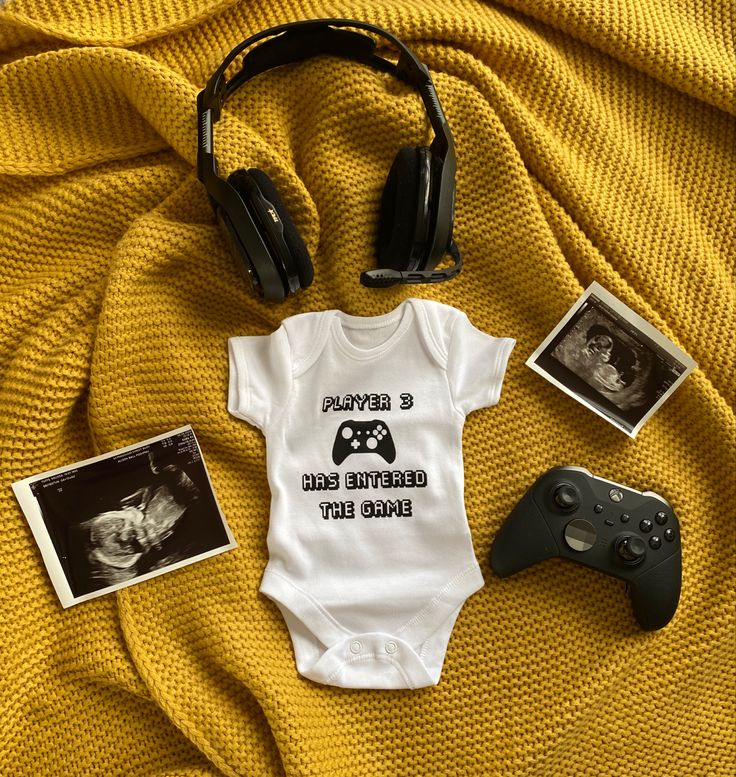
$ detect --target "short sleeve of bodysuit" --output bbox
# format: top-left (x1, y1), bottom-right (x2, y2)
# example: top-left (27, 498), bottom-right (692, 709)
top-left (227, 325), bottom-right (292, 430)
top-left (445, 312), bottom-right (515, 416)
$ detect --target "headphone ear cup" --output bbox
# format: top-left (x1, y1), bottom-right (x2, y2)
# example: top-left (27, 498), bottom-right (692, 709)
top-left (228, 168), bottom-right (314, 289)
top-left (376, 147), bottom-right (422, 271)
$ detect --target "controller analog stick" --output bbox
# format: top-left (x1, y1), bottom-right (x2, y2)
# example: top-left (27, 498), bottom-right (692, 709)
top-left (616, 535), bottom-right (647, 566)
top-left (553, 484), bottom-right (579, 510)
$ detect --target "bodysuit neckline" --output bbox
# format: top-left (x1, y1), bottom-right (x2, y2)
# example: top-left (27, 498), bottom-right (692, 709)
top-left (330, 299), bottom-right (416, 361)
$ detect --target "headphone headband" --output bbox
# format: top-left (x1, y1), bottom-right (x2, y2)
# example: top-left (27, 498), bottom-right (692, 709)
top-left (197, 19), bottom-right (461, 299)
top-left (197, 18), bottom-right (455, 187)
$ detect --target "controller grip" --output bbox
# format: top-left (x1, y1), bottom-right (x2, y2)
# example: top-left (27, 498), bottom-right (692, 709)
top-left (491, 499), bottom-right (559, 577)
top-left (629, 553), bottom-right (682, 630)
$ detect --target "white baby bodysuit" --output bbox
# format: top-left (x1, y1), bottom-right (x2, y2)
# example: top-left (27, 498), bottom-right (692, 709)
top-left (228, 298), bottom-right (514, 689)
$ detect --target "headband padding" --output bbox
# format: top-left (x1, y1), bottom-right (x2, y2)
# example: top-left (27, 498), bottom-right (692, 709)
top-left (376, 147), bottom-right (420, 271)
top-left (228, 168), bottom-right (314, 288)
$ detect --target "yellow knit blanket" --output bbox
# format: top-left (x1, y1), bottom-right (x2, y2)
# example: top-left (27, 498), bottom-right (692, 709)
top-left (1, 1), bottom-right (734, 774)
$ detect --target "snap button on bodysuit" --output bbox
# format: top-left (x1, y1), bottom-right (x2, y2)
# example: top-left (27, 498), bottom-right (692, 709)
top-left (349, 640), bottom-right (362, 654)
top-left (385, 641), bottom-right (398, 654)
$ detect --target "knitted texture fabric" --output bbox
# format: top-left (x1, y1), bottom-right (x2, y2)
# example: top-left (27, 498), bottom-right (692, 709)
top-left (1, 0), bottom-right (734, 774)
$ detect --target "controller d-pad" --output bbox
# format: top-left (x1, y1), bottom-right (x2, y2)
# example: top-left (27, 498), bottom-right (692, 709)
top-left (350, 439), bottom-right (360, 449)
top-left (564, 519), bottom-right (597, 552)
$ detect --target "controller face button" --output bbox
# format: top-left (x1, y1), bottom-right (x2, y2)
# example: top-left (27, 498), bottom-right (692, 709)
top-left (649, 536), bottom-right (662, 549)
top-left (655, 511), bottom-right (669, 525)
top-left (609, 488), bottom-right (624, 502)
top-left (594, 504), bottom-right (603, 513)
top-left (640, 519), bottom-right (653, 533)
top-left (615, 535), bottom-right (647, 565)
top-left (564, 519), bottom-right (597, 552)
top-left (664, 528), bottom-right (676, 542)
top-left (553, 484), bottom-right (580, 511)
top-left (620, 513), bottom-right (630, 523)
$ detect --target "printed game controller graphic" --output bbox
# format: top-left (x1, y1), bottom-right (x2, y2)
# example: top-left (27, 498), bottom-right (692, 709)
top-left (490, 466), bottom-right (682, 630)
top-left (332, 420), bottom-right (396, 465)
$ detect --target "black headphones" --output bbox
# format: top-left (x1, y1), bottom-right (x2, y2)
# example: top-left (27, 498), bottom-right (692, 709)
top-left (197, 18), bottom-right (462, 302)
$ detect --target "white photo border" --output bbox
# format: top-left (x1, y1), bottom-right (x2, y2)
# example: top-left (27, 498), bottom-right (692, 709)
top-left (12, 425), bottom-right (237, 608)
top-left (526, 282), bottom-right (697, 438)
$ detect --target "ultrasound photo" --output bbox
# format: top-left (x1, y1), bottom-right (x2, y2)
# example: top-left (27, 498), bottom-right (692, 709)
top-left (13, 426), bottom-right (235, 607)
top-left (527, 283), bottom-right (697, 437)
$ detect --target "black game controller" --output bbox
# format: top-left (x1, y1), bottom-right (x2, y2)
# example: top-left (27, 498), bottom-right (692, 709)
top-left (332, 420), bottom-right (396, 465)
top-left (490, 466), bottom-right (682, 630)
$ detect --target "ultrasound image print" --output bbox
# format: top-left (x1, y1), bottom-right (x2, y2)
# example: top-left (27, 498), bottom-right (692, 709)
top-left (550, 310), bottom-right (654, 412)
top-left (526, 283), bottom-right (697, 437)
top-left (80, 452), bottom-right (201, 588)
top-left (13, 427), bottom-right (235, 607)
